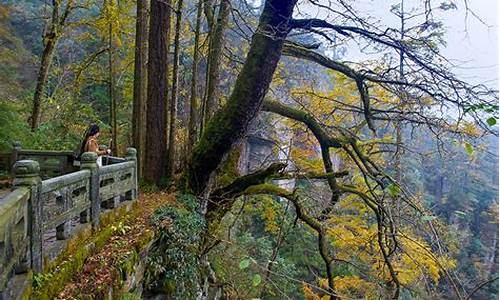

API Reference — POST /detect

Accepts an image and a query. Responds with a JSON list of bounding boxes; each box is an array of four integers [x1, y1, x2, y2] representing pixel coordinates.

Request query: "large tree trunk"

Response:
[[132, 0, 149, 179], [167, 0, 183, 178], [200, 0, 230, 130], [187, 0, 203, 157], [187, 0, 297, 196], [144, 0, 171, 185]]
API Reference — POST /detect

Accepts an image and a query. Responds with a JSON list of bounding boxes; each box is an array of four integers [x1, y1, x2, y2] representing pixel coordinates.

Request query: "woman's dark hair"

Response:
[[77, 124, 100, 159]]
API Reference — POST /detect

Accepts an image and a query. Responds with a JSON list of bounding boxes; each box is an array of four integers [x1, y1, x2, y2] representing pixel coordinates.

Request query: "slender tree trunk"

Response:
[[200, 0, 230, 133], [144, 0, 171, 185], [187, 0, 203, 157], [198, 0, 214, 137], [395, 0, 405, 184], [202, 0, 215, 31], [31, 1, 63, 131], [187, 0, 297, 196], [31, 41, 57, 131], [168, 0, 183, 178], [487, 237, 499, 278], [133, 0, 149, 179], [108, 16, 118, 155], [393, 1, 406, 229]]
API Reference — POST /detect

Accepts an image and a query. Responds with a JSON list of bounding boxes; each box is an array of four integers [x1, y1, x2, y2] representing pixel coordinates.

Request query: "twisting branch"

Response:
[[263, 99, 345, 208], [263, 100, 344, 148], [286, 18, 498, 133], [260, 98, 456, 299], [282, 41, 496, 137], [271, 170, 349, 180], [464, 276, 499, 300], [211, 162, 287, 202], [205, 162, 285, 224], [354, 76, 374, 132]]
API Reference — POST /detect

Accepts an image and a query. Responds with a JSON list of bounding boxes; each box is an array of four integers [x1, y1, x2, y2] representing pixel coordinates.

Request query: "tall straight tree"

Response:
[[199, 0, 230, 132], [187, 0, 203, 154], [106, 0, 118, 155], [144, 0, 171, 185], [30, 0, 75, 131], [167, 0, 184, 178], [132, 0, 149, 178]]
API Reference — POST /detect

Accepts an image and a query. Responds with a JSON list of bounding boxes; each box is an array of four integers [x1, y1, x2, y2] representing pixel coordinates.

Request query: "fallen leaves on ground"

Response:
[[57, 191, 174, 299]]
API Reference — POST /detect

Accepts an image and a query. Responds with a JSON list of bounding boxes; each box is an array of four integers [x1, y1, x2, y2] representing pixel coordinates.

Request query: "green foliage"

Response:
[[209, 195, 307, 298], [139, 179, 160, 194], [421, 215, 437, 222], [0, 1, 136, 155], [211, 230, 302, 298], [406, 129, 498, 299], [486, 117, 497, 126], [0, 100, 31, 150], [0, 98, 103, 152], [239, 258, 251, 270], [386, 183, 401, 198], [176, 193, 199, 211], [32, 273, 53, 289], [144, 193, 206, 298], [111, 221, 131, 235], [252, 274, 262, 286], [464, 103, 499, 114], [464, 141, 475, 156], [119, 292, 143, 300]]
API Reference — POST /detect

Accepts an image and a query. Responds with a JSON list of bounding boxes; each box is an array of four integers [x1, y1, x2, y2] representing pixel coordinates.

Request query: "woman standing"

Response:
[[78, 124, 110, 166]]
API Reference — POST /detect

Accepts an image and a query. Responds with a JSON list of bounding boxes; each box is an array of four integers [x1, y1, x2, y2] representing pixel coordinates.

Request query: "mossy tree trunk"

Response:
[[144, 0, 171, 185], [145, 1, 299, 297], [187, 0, 298, 196]]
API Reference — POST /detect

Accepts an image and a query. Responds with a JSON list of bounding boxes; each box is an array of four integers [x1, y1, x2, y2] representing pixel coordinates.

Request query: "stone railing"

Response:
[[0, 148, 137, 299], [0, 143, 77, 179]]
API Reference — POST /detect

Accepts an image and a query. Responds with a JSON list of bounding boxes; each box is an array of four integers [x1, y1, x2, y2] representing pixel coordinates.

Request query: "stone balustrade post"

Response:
[[125, 148, 138, 200], [80, 152, 100, 228], [13, 160, 42, 272]]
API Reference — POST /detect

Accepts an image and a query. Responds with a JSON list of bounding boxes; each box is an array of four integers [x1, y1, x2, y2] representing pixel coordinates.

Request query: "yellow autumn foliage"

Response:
[[334, 275, 378, 298], [302, 283, 330, 300], [321, 196, 457, 299], [243, 195, 281, 234], [269, 57, 465, 300]]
